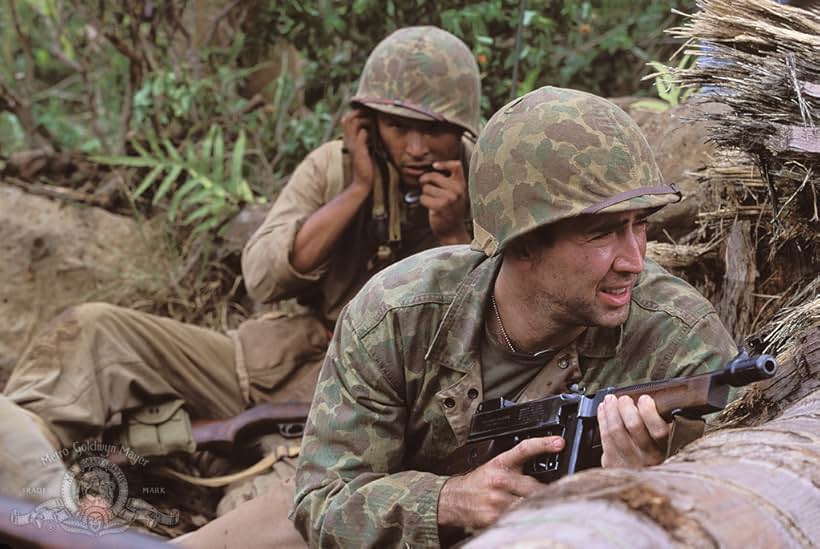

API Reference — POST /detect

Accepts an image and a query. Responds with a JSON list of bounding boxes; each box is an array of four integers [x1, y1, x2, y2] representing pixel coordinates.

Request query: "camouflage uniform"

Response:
[[292, 87, 738, 547]]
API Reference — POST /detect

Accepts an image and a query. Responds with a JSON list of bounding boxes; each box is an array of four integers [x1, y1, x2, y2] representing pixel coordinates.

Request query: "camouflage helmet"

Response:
[[469, 86, 681, 257], [350, 26, 481, 138]]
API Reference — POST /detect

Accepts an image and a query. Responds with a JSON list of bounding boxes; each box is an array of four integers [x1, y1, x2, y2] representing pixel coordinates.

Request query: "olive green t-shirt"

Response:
[[479, 322, 558, 401]]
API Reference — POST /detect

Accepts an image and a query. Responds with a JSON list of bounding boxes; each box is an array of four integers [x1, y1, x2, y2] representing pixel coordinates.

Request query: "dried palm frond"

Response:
[[760, 279, 820, 355], [663, 0, 818, 334]]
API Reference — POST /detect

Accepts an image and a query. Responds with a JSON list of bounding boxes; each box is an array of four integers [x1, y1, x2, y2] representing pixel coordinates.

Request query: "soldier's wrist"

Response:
[[347, 178, 373, 200], [437, 475, 466, 528]]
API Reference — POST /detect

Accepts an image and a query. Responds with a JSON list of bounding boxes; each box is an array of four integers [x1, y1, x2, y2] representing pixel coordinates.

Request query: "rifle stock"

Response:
[[613, 352, 777, 419], [438, 349, 777, 482], [191, 402, 311, 454]]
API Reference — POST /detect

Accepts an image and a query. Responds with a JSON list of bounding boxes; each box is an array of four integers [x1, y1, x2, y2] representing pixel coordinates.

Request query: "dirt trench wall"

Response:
[[0, 183, 169, 377]]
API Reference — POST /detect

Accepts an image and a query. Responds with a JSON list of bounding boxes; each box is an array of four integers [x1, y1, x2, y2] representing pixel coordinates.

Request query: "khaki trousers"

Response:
[[1, 302, 325, 548], [174, 457, 305, 548]]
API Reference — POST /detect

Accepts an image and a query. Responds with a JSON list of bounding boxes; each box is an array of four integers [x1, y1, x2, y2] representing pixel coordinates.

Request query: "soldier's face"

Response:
[[375, 113, 462, 186], [523, 209, 650, 331]]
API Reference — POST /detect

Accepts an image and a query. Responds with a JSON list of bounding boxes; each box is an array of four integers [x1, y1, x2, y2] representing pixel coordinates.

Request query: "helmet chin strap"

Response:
[[370, 161, 402, 268]]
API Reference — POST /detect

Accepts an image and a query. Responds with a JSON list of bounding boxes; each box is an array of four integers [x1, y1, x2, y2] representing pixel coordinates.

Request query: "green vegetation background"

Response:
[[3, 0, 693, 200], [0, 0, 694, 323]]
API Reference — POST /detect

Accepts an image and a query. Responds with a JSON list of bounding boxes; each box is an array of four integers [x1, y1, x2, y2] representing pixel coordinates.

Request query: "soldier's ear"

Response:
[[505, 234, 539, 264], [504, 225, 555, 268]]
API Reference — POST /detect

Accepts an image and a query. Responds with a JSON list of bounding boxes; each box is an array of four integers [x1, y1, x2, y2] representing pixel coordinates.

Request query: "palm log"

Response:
[[465, 327, 820, 548]]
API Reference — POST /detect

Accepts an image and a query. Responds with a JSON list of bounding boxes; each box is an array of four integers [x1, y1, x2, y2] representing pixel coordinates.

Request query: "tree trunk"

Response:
[[465, 327, 820, 549], [716, 220, 757, 343]]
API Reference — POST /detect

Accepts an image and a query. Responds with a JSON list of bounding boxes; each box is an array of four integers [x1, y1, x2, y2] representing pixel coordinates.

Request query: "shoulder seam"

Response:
[[347, 315, 404, 397], [357, 294, 454, 339]]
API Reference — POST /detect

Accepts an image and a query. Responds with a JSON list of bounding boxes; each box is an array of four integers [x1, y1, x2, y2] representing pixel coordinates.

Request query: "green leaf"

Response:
[[92, 154, 158, 168], [631, 98, 671, 113], [519, 67, 541, 96], [183, 203, 219, 225], [236, 180, 254, 203], [185, 186, 222, 207], [130, 140, 152, 159], [212, 127, 224, 183], [153, 164, 184, 204], [168, 176, 204, 221], [230, 130, 246, 189], [132, 165, 165, 199], [523, 10, 536, 26], [163, 138, 181, 162], [146, 131, 164, 159], [185, 141, 197, 165], [193, 216, 223, 235], [200, 126, 216, 170]]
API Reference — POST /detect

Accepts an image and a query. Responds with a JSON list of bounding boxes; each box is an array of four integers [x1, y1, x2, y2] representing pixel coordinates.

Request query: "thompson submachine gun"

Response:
[[439, 349, 777, 483]]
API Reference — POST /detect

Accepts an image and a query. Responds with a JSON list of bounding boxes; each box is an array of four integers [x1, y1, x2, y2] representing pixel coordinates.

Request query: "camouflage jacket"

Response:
[[241, 139, 440, 325], [292, 246, 737, 547]]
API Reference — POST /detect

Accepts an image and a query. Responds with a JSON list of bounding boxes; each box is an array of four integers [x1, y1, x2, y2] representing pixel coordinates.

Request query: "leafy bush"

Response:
[[4, 0, 695, 197], [251, 0, 695, 120], [632, 55, 697, 113], [94, 125, 265, 235]]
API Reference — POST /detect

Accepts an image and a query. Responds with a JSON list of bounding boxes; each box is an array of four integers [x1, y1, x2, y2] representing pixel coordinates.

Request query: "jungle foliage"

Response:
[[3, 0, 694, 202], [0, 0, 694, 323]]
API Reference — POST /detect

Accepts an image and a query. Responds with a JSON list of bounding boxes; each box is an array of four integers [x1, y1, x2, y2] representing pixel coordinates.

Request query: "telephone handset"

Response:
[[365, 113, 391, 182]]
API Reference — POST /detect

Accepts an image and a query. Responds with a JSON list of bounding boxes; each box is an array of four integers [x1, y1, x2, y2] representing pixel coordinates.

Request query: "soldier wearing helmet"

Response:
[[292, 86, 738, 547], [0, 26, 481, 548]]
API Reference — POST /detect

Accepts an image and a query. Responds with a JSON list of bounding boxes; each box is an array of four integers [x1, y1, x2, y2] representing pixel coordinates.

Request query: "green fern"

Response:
[[94, 125, 264, 235]]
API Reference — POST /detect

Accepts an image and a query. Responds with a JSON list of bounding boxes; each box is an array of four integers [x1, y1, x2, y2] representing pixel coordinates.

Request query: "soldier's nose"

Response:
[[405, 130, 429, 158]]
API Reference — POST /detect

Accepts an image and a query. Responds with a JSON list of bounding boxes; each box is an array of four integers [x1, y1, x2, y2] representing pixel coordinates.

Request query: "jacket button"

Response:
[[467, 388, 479, 399], [557, 357, 570, 369], [443, 397, 456, 408]]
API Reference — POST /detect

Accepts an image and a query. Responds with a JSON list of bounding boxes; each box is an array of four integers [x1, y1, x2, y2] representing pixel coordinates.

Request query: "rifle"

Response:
[[437, 349, 777, 482], [191, 402, 311, 455]]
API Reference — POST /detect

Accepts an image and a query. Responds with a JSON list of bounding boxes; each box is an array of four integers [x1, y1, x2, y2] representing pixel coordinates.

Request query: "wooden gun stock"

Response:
[[192, 402, 311, 454], [612, 351, 778, 419]]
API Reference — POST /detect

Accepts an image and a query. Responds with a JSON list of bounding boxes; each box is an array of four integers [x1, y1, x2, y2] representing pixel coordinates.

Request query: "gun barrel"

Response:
[[721, 353, 778, 386]]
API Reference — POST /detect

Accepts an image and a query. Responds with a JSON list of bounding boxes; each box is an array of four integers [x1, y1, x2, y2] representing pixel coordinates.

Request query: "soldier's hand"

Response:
[[341, 109, 376, 192], [598, 394, 670, 469], [437, 436, 564, 530], [419, 159, 470, 245]]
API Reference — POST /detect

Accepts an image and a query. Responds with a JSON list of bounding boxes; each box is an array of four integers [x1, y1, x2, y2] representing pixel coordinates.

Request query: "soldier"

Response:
[[0, 26, 480, 547], [292, 86, 738, 547]]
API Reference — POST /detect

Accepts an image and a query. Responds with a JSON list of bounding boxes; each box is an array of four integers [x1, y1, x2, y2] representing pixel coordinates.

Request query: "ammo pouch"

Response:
[[119, 400, 196, 457]]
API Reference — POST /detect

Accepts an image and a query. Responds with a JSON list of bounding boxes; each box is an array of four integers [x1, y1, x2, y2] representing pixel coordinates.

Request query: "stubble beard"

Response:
[[592, 300, 632, 328], [540, 294, 631, 331]]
